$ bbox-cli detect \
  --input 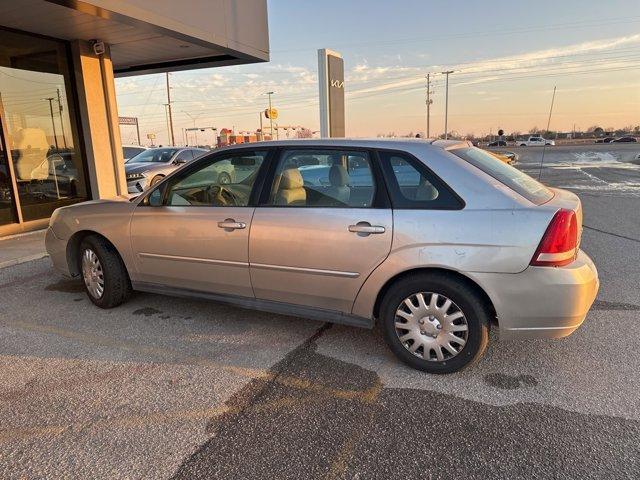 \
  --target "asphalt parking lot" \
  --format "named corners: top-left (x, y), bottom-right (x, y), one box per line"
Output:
top-left (1, 144), bottom-right (639, 479)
